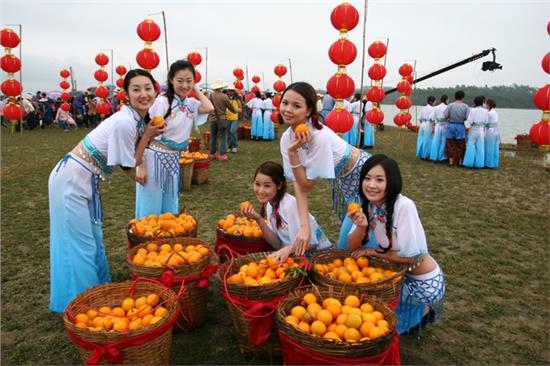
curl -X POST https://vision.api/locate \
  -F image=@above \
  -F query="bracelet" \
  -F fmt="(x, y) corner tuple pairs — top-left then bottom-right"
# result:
(289, 162), (302, 169)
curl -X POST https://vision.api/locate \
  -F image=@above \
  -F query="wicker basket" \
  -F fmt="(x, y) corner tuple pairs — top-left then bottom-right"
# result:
(191, 159), (210, 185)
(127, 237), (214, 329)
(63, 280), (179, 365)
(126, 219), (198, 248)
(215, 227), (273, 258)
(243, 126), (251, 140)
(277, 286), (397, 359)
(220, 251), (306, 357)
(179, 162), (194, 192)
(311, 249), (405, 306)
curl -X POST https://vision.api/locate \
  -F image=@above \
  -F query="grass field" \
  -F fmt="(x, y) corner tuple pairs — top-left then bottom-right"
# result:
(1, 124), (549, 365)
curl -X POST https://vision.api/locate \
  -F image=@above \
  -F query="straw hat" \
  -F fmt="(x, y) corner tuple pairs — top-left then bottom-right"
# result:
(226, 84), (235, 91)
(212, 80), (227, 90)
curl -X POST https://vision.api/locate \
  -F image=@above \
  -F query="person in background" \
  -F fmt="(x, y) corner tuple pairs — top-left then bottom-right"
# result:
(246, 91), (264, 141)
(208, 80), (239, 160)
(484, 99), (500, 169)
(362, 98), (375, 148)
(463, 96), (488, 168)
(320, 93), (335, 120)
(241, 161), (332, 261)
(429, 95), (449, 162)
(262, 92), (276, 141)
(343, 93), (361, 147)
(444, 90), (469, 166)
(347, 154), (445, 334)
(316, 93), (323, 114)
(226, 85), (243, 153)
(48, 69), (165, 312)
(416, 96), (436, 160)
(55, 101), (76, 132)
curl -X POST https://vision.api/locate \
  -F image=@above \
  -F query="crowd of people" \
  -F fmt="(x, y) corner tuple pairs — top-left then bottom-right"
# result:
(416, 90), (500, 168)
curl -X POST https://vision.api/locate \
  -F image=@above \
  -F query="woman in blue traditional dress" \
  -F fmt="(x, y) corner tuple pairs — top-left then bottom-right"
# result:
(342, 93), (361, 146)
(135, 60), (213, 219)
(463, 96), (488, 168)
(429, 95), (449, 162)
(261, 93), (276, 140)
(278, 82), (371, 253)
(416, 96), (435, 159)
(347, 154), (445, 334)
(48, 69), (165, 312)
(362, 99), (375, 148)
(246, 91), (264, 140)
(484, 99), (500, 168)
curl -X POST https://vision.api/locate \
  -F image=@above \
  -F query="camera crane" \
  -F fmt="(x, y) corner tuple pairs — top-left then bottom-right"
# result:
(385, 48), (502, 95)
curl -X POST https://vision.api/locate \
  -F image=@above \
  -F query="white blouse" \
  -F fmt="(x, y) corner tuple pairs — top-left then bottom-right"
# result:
(466, 106), (489, 126)
(433, 103), (447, 122)
(246, 98), (263, 110)
(280, 120), (348, 181)
(419, 104), (435, 122)
(262, 98), (274, 111)
(487, 109), (498, 124)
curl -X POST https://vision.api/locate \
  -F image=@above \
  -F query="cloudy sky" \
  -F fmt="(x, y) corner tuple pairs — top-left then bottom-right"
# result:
(2, 0), (549, 94)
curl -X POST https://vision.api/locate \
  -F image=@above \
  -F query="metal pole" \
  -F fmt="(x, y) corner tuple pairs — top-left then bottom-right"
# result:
(245, 65), (249, 92)
(380, 38), (389, 89)
(110, 49), (114, 91)
(162, 11), (169, 74)
(288, 58), (293, 83)
(261, 72), (265, 91)
(413, 60), (418, 126)
(205, 47), (208, 91)
(69, 66), (75, 90)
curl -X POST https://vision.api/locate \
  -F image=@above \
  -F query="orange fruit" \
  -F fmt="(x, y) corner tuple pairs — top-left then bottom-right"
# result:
(356, 256), (369, 269)
(326, 303), (342, 318)
(371, 310), (384, 322)
(294, 123), (309, 135)
(338, 272), (352, 283)
(151, 115), (164, 126)
(290, 306), (307, 321)
(360, 321), (375, 337)
(227, 273), (244, 284)
(103, 316), (114, 331)
(344, 295), (361, 308)
(173, 244), (184, 252)
(316, 309), (333, 326)
(112, 319), (128, 332)
(336, 314), (347, 325)
(297, 321), (310, 333)
(335, 324), (348, 339)
(377, 319), (389, 329)
(362, 312), (377, 324)
(360, 303), (375, 313)
(154, 306), (169, 318)
(303, 293), (317, 305)
(310, 320), (327, 336)
(86, 309), (98, 321)
(347, 202), (361, 214)
(344, 313), (362, 329)
(98, 306), (112, 316)
(343, 327), (362, 342)
(285, 315), (299, 326)
(75, 322), (88, 329)
(332, 258), (343, 268)
(134, 296), (147, 309)
(128, 319), (143, 331)
(146, 243), (158, 252)
(75, 313), (89, 324)
(368, 326), (385, 339)
(307, 303), (322, 317)
(147, 293), (160, 307)
(111, 307), (126, 317)
(239, 201), (252, 210)
(142, 314), (154, 326)
(150, 316), (163, 325)
(323, 331), (341, 341)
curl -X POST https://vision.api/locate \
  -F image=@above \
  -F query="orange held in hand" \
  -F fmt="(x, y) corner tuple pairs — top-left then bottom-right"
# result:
(347, 203), (361, 214)
(295, 123), (309, 136)
(239, 201), (252, 210)
(151, 115), (164, 126)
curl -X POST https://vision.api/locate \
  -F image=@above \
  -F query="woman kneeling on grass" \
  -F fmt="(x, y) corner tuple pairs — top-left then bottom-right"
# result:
(48, 69), (165, 313)
(347, 154), (445, 334)
(240, 161), (332, 261)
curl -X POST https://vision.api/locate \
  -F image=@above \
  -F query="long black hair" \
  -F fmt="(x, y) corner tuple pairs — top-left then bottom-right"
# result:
(163, 59), (196, 119)
(358, 154), (402, 252)
(254, 161), (287, 228)
(278, 82), (322, 129)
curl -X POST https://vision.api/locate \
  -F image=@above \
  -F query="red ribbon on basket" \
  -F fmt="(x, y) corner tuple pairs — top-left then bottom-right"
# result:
(194, 160), (210, 169)
(130, 264), (218, 289)
(66, 305), (180, 365)
(221, 290), (287, 346)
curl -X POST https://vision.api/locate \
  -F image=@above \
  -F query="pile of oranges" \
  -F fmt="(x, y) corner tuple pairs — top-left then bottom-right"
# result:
(72, 293), (170, 332)
(314, 256), (398, 284)
(217, 213), (263, 238)
(284, 293), (390, 342)
(226, 256), (300, 286)
(129, 212), (197, 240)
(180, 151), (209, 161)
(131, 242), (209, 267)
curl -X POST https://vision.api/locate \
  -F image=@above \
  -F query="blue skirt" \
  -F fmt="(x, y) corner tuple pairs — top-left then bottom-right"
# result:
(251, 110), (263, 138)
(430, 123), (447, 161)
(485, 127), (500, 168)
(463, 127), (485, 168)
(362, 120), (375, 147)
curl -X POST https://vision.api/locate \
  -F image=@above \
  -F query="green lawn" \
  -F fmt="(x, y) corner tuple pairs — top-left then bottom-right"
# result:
(1, 124), (549, 365)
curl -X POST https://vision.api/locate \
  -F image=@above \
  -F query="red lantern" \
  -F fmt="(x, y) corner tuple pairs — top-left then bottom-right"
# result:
(403, 75), (414, 84)
(116, 79), (124, 88)
(396, 96), (412, 110)
(136, 19), (161, 43)
(95, 53), (109, 66)
(272, 94), (281, 107)
(1, 54), (21, 73)
(236, 74), (244, 81)
(116, 65), (127, 76)
(366, 108), (384, 125)
(2, 103), (24, 121)
(330, 3), (359, 32)
(274, 64), (287, 77)
(271, 110), (280, 124)
(0, 28), (20, 49)
(61, 92), (71, 102)
(194, 71), (202, 83)
(94, 69), (108, 83)
(234, 80), (244, 90)
(251, 85), (260, 94)
(59, 69), (70, 78)
(366, 86), (385, 103)
(328, 38), (357, 66)
(252, 75), (261, 84)
(368, 64), (386, 80)
(61, 102), (71, 112)
(541, 52), (550, 75)
(96, 101), (111, 116)
(529, 119), (550, 145)
(533, 84), (550, 111)
(399, 64), (413, 77)
(1, 79), (21, 96)
(367, 41), (387, 59)
(233, 67), (244, 79)
(273, 80), (286, 93)
(397, 80), (412, 96)
(187, 90), (197, 99)
(187, 52), (202, 66)
(116, 90), (126, 102)
(325, 108), (354, 133)
(136, 48), (160, 70)
(95, 86), (109, 99)
(59, 80), (70, 90)
(326, 73), (355, 100)
(393, 112), (411, 126)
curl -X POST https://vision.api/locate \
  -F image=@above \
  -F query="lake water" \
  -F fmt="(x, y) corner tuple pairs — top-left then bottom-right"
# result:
(378, 104), (541, 144)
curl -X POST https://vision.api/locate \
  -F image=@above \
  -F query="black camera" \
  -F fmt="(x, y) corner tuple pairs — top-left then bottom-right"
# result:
(482, 61), (503, 71)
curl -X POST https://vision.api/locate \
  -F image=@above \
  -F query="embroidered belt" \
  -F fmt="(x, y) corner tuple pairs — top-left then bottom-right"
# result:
(341, 147), (360, 176)
(148, 139), (177, 153)
(71, 143), (107, 179)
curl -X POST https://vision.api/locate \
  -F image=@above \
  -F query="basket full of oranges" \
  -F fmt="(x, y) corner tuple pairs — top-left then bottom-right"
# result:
(127, 212), (198, 248)
(311, 249), (405, 306)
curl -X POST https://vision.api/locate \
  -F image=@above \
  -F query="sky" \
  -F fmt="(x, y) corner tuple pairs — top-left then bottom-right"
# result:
(2, 0), (549, 94)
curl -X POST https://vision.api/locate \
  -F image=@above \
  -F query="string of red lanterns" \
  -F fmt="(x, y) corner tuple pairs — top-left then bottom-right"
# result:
(186, 51), (203, 98)
(232, 66), (244, 91)
(94, 52), (111, 117)
(115, 65), (127, 110)
(529, 22), (550, 153)
(251, 75), (261, 94)
(1, 28), (24, 123)
(365, 40), (388, 126)
(271, 64), (288, 123)
(136, 19), (160, 73)
(393, 63), (414, 127)
(324, 1), (359, 134)
(59, 69), (71, 112)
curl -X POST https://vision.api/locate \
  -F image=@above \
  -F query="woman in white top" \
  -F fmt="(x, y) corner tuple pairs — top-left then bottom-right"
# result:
(463, 96), (488, 168)
(278, 82), (371, 252)
(48, 69), (165, 312)
(347, 154), (445, 334)
(246, 92), (264, 140)
(135, 59), (213, 219)
(484, 99), (500, 168)
(241, 161), (332, 261)
(416, 96), (435, 160)
(261, 93), (275, 140)
(429, 95), (449, 162)
(342, 93), (361, 147)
